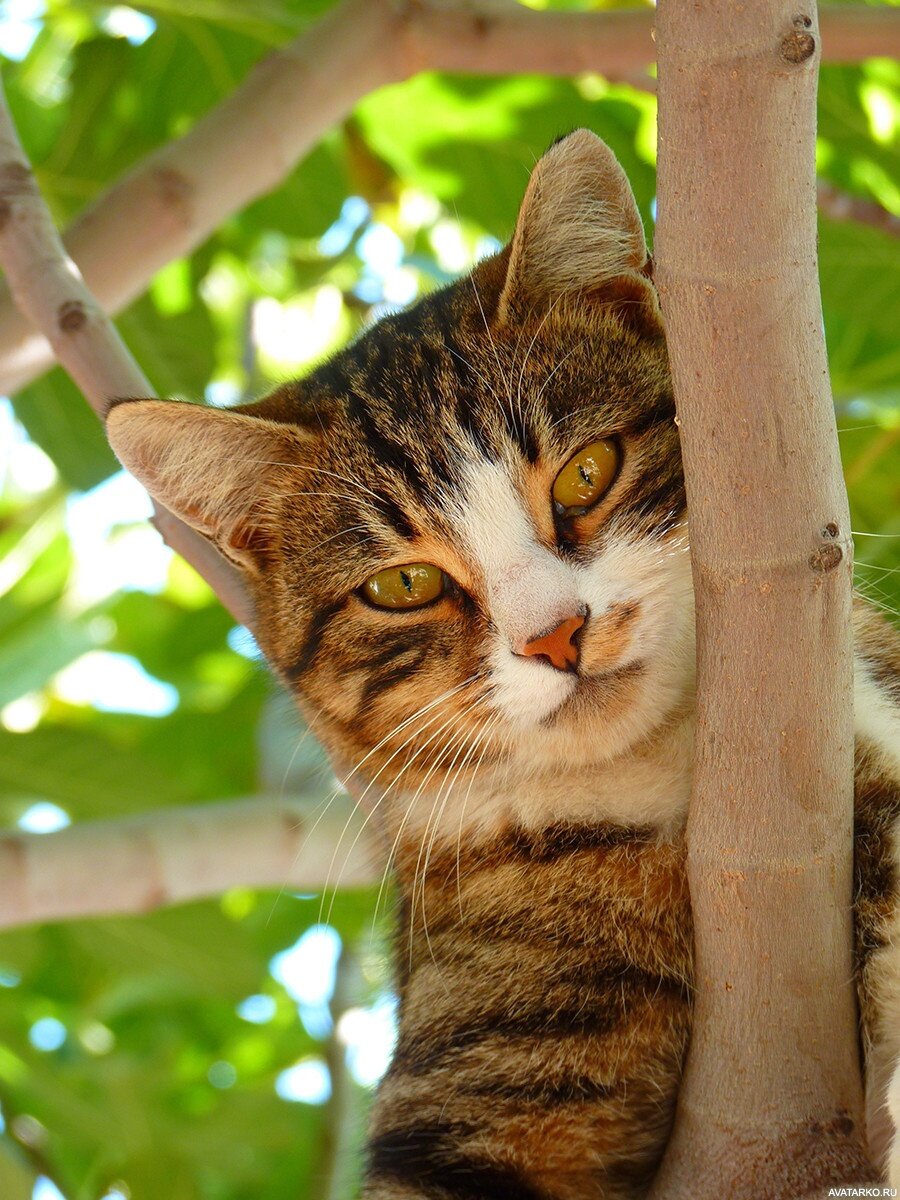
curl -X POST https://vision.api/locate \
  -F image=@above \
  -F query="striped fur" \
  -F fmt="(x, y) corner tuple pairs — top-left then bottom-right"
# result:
(366, 828), (692, 1200)
(106, 131), (900, 1194)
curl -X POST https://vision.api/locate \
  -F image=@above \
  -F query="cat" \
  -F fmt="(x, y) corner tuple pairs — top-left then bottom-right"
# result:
(106, 130), (900, 1197)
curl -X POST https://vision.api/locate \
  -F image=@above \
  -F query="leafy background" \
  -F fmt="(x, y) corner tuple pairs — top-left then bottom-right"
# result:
(0, 0), (898, 1198)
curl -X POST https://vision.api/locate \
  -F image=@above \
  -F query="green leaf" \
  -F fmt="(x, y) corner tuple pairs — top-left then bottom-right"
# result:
(0, 603), (95, 707)
(241, 138), (348, 240)
(357, 74), (657, 235)
(818, 63), (900, 218)
(117, 287), (217, 401)
(12, 370), (118, 493)
(820, 218), (900, 399)
(0, 724), (195, 823)
(0, 1140), (33, 1200)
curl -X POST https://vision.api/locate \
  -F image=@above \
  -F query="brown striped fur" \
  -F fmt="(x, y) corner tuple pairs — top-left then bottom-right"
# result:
(368, 828), (691, 1200)
(107, 131), (900, 1195)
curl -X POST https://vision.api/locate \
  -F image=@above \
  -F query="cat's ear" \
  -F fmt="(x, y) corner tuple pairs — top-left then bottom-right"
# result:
(497, 129), (661, 334)
(106, 399), (306, 573)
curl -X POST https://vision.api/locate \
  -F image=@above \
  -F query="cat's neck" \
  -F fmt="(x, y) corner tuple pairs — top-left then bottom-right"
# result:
(384, 706), (695, 851)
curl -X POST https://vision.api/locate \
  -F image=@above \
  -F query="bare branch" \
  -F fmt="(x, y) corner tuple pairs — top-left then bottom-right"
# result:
(651, 0), (868, 1192)
(0, 797), (380, 929)
(0, 77), (254, 628)
(0, 1), (897, 397)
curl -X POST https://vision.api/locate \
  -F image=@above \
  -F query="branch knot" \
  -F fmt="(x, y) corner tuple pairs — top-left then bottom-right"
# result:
(0, 160), (35, 230)
(781, 16), (816, 64)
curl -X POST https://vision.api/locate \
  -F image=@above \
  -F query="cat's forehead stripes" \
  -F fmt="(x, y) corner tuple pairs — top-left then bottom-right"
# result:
(301, 272), (551, 470)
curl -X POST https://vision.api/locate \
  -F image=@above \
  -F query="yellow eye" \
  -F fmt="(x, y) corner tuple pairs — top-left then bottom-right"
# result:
(362, 563), (444, 610)
(552, 439), (619, 515)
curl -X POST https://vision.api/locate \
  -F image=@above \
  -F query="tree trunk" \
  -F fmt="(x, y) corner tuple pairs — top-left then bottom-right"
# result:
(651, 1), (868, 1193)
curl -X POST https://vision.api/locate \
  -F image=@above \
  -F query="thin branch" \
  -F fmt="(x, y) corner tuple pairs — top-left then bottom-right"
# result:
(0, 797), (380, 929)
(817, 178), (900, 239)
(0, 0), (897, 397)
(0, 77), (253, 628)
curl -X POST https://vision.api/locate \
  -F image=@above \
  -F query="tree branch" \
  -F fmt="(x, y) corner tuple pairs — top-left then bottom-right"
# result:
(817, 179), (900, 239)
(0, 797), (380, 929)
(651, 1), (868, 1193)
(0, 77), (254, 628)
(0, 0), (897, 398)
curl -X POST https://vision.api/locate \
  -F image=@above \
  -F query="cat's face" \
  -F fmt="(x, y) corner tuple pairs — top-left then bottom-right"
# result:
(253, 269), (692, 785)
(108, 131), (695, 826)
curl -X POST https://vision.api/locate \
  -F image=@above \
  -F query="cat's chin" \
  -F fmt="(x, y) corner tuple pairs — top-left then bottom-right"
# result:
(381, 697), (696, 844)
(506, 667), (693, 772)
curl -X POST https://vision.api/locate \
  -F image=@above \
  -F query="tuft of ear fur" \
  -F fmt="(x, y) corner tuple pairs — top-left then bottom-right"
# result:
(498, 129), (661, 333)
(106, 399), (306, 573)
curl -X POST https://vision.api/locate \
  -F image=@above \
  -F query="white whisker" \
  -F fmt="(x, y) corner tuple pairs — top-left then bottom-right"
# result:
(323, 680), (488, 921)
(408, 696), (499, 965)
(369, 695), (493, 935)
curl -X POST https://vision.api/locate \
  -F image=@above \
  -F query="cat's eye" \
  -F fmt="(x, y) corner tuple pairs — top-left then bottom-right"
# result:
(552, 439), (619, 516)
(362, 563), (444, 610)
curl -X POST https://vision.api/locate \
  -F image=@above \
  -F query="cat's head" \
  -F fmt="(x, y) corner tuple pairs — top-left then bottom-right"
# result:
(108, 131), (694, 830)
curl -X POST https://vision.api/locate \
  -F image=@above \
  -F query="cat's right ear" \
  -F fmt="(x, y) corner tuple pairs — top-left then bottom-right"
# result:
(106, 399), (306, 573)
(497, 129), (660, 334)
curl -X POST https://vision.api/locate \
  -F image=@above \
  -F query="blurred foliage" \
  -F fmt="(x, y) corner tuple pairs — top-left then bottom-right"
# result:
(0, 0), (898, 1198)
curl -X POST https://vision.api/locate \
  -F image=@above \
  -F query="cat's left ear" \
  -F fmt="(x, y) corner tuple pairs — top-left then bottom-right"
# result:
(497, 129), (661, 335)
(106, 398), (307, 574)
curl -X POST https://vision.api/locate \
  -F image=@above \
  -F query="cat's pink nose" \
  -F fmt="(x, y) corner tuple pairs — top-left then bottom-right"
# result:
(519, 614), (585, 673)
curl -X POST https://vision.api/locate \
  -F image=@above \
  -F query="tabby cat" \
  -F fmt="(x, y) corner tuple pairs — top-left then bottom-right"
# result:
(107, 131), (900, 1196)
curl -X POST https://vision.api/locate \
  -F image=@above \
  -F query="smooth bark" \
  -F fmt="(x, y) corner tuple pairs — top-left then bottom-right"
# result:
(652, 1), (866, 1193)
(0, 1), (897, 397)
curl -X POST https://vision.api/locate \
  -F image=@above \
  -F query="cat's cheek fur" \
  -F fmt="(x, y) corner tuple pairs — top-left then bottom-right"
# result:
(574, 530), (696, 725)
(855, 657), (900, 778)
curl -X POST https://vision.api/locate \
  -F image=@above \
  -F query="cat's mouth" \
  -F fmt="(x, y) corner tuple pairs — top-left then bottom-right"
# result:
(539, 598), (644, 723)
(547, 659), (647, 725)
(495, 652), (659, 772)
(489, 597), (646, 732)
